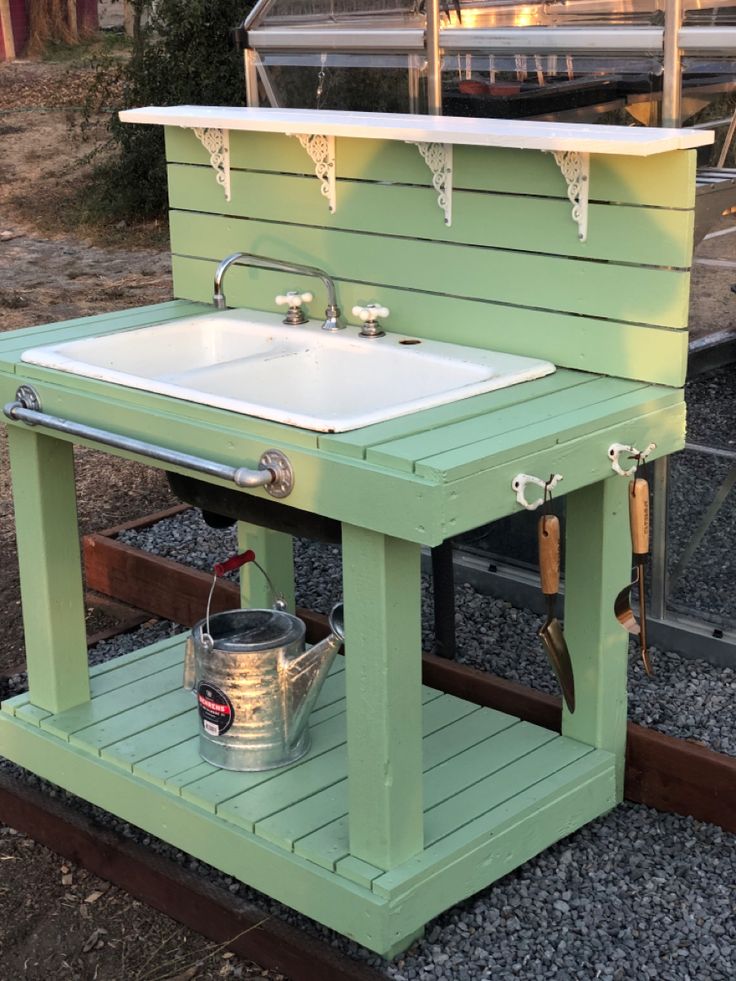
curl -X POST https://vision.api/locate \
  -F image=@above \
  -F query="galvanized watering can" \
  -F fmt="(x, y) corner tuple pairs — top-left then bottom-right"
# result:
(183, 603), (344, 771)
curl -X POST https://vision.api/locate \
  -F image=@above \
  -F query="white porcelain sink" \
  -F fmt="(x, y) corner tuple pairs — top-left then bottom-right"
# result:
(21, 310), (556, 432)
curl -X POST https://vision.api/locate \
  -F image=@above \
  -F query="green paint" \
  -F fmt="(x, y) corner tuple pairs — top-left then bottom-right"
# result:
(7, 428), (89, 714)
(165, 128), (696, 209)
(563, 477), (632, 795)
(236, 522), (295, 612)
(342, 525), (423, 868)
(167, 164), (695, 268)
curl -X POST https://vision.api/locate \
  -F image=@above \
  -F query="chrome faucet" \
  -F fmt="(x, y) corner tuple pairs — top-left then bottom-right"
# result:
(212, 252), (345, 331)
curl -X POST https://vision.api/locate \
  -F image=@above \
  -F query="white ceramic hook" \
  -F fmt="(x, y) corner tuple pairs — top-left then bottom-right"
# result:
(512, 473), (563, 511)
(608, 442), (656, 477)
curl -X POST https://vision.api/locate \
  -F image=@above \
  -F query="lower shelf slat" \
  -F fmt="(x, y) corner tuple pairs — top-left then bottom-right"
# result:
(0, 635), (617, 956)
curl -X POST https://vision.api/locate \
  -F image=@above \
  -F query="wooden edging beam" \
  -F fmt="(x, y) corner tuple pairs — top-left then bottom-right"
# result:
(0, 771), (381, 981)
(81, 510), (736, 836)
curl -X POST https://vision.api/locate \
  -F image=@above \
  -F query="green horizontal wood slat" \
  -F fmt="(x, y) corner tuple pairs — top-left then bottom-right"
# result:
(368, 376), (644, 473)
(441, 403), (686, 537)
(164, 128), (697, 209)
(102, 709), (197, 770)
(222, 693), (479, 842)
(134, 737), (201, 787)
(70, 689), (193, 753)
(169, 211), (690, 330)
(417, 386), (682, 482)
(185, 686), (443, 815)
(40, 664), (183, 741)
(170, 256), (689, 388)
(167, 165), (695, 268)
(372, 753), (615, 903)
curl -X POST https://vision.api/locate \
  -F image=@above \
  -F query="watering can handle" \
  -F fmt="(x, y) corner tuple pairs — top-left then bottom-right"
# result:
(213, 550), (256, 577)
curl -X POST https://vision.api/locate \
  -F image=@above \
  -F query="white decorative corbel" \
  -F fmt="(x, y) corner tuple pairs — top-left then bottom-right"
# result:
(292, 133), (336, 213)
(409, 142), (453, 226)
(192, 127), (231, 202)
(551, 150), (590, 242)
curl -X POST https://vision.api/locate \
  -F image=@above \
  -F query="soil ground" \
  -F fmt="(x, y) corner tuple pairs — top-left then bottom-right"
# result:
(0, 59), (282, 980)
(2, 52), (736, 981)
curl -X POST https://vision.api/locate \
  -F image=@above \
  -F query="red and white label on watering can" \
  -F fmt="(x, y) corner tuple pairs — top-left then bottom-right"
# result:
(197, 683), (235, 737)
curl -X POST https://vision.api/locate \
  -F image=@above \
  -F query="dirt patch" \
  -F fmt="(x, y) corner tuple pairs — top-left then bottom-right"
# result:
(0, 827), (283, 979)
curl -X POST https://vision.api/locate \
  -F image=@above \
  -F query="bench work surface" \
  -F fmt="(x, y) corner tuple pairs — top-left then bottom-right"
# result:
(0, 301), (685, 545)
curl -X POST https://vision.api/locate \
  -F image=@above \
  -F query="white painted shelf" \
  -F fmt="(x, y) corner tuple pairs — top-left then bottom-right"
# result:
(119, 105), (713, 156)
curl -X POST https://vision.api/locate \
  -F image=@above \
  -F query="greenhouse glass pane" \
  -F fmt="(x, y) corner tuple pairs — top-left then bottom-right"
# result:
(259, 0), (421, 27)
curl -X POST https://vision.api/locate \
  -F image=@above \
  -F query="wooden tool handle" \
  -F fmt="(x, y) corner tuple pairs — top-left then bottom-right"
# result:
(629, 478), (650, 556)
(538, 514), (560, 595)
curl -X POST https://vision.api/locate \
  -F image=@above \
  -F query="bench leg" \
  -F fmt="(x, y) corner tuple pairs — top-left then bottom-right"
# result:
(7, 427), (89, 713)
(342, 523), (424, 869)
(236, 522), (295, 612)
(562, 477), (631, 795)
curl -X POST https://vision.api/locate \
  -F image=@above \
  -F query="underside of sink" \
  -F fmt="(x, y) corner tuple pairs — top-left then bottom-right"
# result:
(21, 309), (556, 433)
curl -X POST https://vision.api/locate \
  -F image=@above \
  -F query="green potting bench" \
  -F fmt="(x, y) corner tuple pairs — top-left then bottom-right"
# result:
(0, 109), (710, 956)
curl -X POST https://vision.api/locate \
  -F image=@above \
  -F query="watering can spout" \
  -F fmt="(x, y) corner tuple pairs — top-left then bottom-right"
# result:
(284, 603), (345, 741)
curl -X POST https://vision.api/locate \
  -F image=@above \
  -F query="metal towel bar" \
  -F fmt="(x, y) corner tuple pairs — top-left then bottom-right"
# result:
(3, 386), (294, 498)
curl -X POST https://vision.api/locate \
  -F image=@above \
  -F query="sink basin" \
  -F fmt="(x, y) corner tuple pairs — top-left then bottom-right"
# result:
(22, 310), (556, 432)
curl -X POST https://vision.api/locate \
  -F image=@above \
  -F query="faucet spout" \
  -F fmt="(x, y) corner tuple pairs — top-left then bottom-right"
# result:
(212, 252), (345, 330)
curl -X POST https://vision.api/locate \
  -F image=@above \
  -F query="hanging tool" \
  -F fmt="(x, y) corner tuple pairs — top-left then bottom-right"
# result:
(537, 485), (576, 713)
(614, 473), (653, 675)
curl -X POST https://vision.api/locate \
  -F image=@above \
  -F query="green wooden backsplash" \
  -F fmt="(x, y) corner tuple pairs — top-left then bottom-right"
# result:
(164, 127), (696, 387)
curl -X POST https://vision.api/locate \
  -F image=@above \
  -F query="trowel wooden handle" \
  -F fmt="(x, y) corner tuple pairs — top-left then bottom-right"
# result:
(629, 478), (650, 556)
(538, 514), (560, 595)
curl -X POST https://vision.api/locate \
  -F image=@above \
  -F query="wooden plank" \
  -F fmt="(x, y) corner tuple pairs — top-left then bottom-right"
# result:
(7, 428), (89, 714)
(169, 210), (691, 329)
(440, 402), (686, 536)
(40, 665), (182, 741)
(102, 709), (198, 770)
(227, 693), (477, 843)
(170, 256), (690, 387)
(372, 753), (615, 905)
(167, 164), (695, 268)
(179, 709), (350, 811)
(342, 526), (423, 868)
(88, 638), (185, 697)
(134, 737), (202, 787)
(186, 685), (441, 817)
(293, 717), (556, 872)
(367, 376), (644, 473)
(70, 689), (193, 753)
(563, 478), (631, 794)
(418, 390), (684, 483)
(165, 128), (698, 209)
